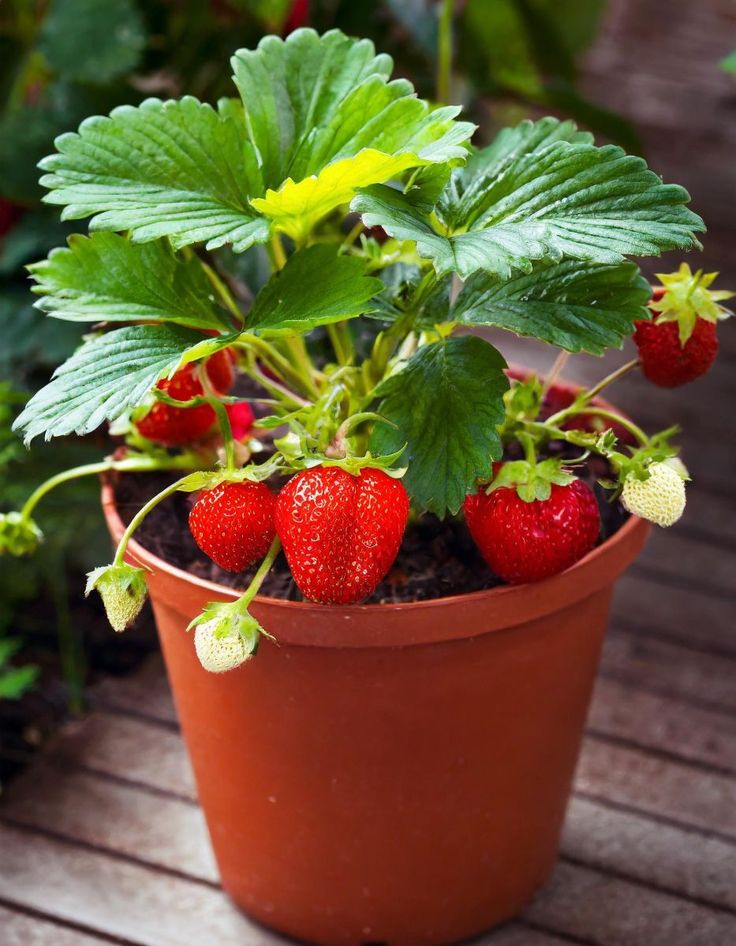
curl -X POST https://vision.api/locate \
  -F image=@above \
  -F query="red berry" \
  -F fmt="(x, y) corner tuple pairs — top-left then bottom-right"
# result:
(283, 0), (309, 33)
(274, 466), (409, 604)
(136, 350), (235, 446)
(189, 481), (276, 573)
(633, 317), (718, 387)
(225, 402), (255, 441)
(464, 477), (600, 584)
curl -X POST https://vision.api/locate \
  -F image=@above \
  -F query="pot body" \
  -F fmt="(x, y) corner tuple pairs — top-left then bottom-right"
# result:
(104, 492), (648, 946)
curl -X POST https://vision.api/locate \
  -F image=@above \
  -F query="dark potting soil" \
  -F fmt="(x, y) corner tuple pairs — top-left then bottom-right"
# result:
(114, 449), (628, 605)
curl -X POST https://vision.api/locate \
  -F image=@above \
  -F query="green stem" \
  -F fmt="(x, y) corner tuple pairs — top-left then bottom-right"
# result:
(20, 455), (200, 522)
(437, 0), (454, 103)
(545, 358), (640, 428)
(198, 364), (235, 470)
(200, 260), (243, 326)
(564, 408), (649, 446)
(238, 334), (306, 390)
(269, 233), (288, 271)
(49, 551), (86, 716)
(283, 336), (321, 398)
(112, 474), (193, 568)
(327, 322), (353, 365)
(247, 358), (311, 409)
(341, 219), (365, 250)
(238, 536), (282, 610)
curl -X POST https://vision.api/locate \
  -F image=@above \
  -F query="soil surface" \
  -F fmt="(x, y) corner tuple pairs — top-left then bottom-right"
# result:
(115, 446), (628, 605)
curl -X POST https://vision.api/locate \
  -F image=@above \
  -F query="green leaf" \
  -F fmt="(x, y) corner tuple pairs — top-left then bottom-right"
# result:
(246, 245), (382, 336)
(436, 116), (593, 230)
(13, 324), (224, 443)
(38, 0), (146, 84)
(452, 260), (651, 354)
(0, 663), (40, 700)
(29, 233), (234, 331)
(353, 121), (705, 280)
(40, 97), (269, 252)
(234, 29), (474, 241)
(40, 31), (474, 251)
(370, 336), (509, 516)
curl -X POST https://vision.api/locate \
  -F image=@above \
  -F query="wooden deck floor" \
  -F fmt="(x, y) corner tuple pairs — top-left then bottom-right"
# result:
(1, 1), (736, 943)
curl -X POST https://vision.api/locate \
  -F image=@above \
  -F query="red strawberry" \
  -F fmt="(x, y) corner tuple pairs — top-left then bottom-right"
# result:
(189, 481), (276, 572)
(274, 466), (409, 604)
(633, 317), (718, 388)
(136, 350), (235, 446)
(225, 401), (255, 441)
(464, 476), (600, 584)
(633, 269), (733, 387)
(283, 0), (309, 33)
(0, 199), (24, 237)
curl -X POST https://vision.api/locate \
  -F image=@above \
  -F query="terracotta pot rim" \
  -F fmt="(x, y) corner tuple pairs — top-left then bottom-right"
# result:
(101, 483), (649, 647)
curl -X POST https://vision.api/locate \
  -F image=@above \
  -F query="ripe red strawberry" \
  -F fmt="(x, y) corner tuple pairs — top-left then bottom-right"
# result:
(225, 401), (255, 441)
(633, 269), (733, 387)
(274, 466), (409, 604)
(464, 476), (600, 584)
(189, 481), (276, 572)
(136, 350), (235, 446)
(633, 317), (718, 388)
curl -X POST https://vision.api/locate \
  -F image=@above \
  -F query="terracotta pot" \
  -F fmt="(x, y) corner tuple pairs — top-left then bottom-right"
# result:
(101, 394), (649, 946)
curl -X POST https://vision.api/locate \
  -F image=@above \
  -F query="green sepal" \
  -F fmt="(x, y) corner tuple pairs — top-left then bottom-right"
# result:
(0, 513), (44, 557)
(86, 563), (148, 633)
(607, 427), (681, 486)
(487, 458), (577, 503)
(652, 263), (734, 345)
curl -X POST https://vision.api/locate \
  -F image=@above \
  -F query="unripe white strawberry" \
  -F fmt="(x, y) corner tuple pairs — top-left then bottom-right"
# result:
(86, 563), (148, 632)
(194, 621), (251, 674)
(621, 461), (686, 527)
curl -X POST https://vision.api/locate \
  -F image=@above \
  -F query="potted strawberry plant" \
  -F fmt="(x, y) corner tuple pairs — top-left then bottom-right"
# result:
(1, 28), (731, 946)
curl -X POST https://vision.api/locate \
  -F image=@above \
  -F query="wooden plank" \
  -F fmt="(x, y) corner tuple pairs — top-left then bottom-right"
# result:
(55, 712), (196, 801)
(1, 820), (733, 946)
(0, 823), (286, 946)
(92, 659), (177, 727)
(588, 677), (736, 773)
(601, 627), (736, 713)
(561, 796), (736, 912)
(612, 571), (735, 656)
(0, 906), (118, 946)
(636, 529), (736, 595)
(524, 860), (736, 946)
(51, 698), (736, 844)
(5, 750), (735, 920)
(1, 760), (217, 883)
(576, 739), (736, 838)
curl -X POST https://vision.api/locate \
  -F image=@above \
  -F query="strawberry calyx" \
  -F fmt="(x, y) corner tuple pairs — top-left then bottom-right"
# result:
(486, 456), (577, 504)
(651, 263), (734, 345)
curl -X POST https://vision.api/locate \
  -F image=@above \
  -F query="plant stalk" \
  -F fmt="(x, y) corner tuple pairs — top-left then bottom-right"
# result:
(437, 0), (454, 103)
(238, 536), (282, 610)
(20, 455), (200, 522)
(112, 474), (194, 568)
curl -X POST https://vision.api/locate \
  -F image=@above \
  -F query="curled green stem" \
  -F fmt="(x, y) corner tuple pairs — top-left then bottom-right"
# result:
(20, 454), (200, 522)
(545, 358), (640, 429)
(112, 474), (193, 568)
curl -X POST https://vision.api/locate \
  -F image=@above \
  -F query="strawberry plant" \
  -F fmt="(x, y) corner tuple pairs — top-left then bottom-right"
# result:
(0, 29), (731, 675)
